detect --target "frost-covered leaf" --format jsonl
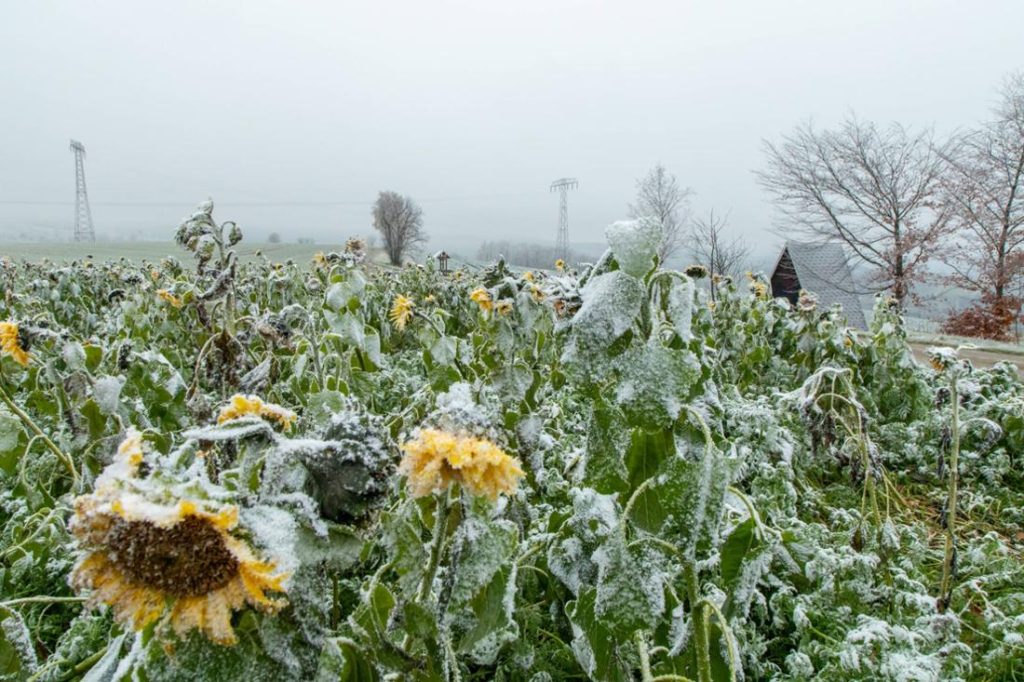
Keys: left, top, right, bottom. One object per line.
{"left": 430, "top": 336, "right": 456, "bottom": 366}
{"left": 0, "top": 609, "right": 38, "bottom": 676}
{"left": 614, "top": 343, "right": 699, "bottom": 429}
{"left": 581, "top": 400, "right": 630, "bottom": 493}
{"left": 593, "top": 533, "right": 665, "bottom": 634}
{"left": 0, "top": 410, "right": 20, "bottom": 455}
{"left": 567, "top": 588, "right": 630, "bottom": 682}
{"left": 721, "top": 517, "right": 759, "bottom": 590}
{"left": 449, "top": 508, "right": 518, "bottom": 607}
{"left": 562, "top": 270, "right": 645, "bottom": 371}
{"left": 92, "top": 375, "right": 125, "bottom": 415}
{"left": 548, "top": 488, "right": 621, "bottom": 596}
{"left": 315, "top": 638, "right": 379, "bottom": 682}
{"left": 381, "top": 500, "right": 430, "bottom": 598}
{"left": 184, "top": 417, "right": 275, "bottom": 441}
{"left": 605, "top": 218, "right": 663, "bottom": 278}
{"left": 457, "top": 561, "right": 519, "bottom": 665}
{"left": 628, "top": 443, "right": 735, "bottom": 560}
{"left": 666, "top": 275, "right": 694, "bottom": 342}
{"left": 80, "top": 633, "right": 126, "bottom": 682}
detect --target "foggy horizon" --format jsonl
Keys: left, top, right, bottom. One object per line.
{"left": 2, "top": 1, "right": 1023, "bottom": 257}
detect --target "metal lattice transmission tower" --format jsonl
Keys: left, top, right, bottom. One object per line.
{"left": 550, "top": 177, "right": 578, "bottom": 263}
{"left": 69, "top": 139, "right": 95, "bottom": 242}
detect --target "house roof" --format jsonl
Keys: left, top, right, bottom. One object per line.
{"left": 773, "top": 241, "right": 867, "bottom": 328}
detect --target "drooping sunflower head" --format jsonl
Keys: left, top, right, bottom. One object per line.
{"left": 797, "top": 289, "right": 818, "bottom": 312}
{"left": 555, "top": 259, "right": 566, "bottom": 272}
{"left": 399, "top": 428, "right": 524, "bottom": 501}
{"left": 927, "top": 346, "right": 967, "bottom": 376}
{"left": 470, "top": 287, "right": 493, "bottom": 313}
{"left": 217, "top": 394, "right": 297, "bottom": 431}
{"left": 495, "top": 299, "right": 514, "bottom": 316}
{"left": 389, "top": 294, "right": 415, "bottom": 331}
{"left": 312, "top": 251, "right": 328, "bottom": 269}
{"left": 70, "top": 434, "right": 288, "bottom": 646}
{"left": 0, "top": 321, "right": 29, "bottom": 367}
{"left": 156, "top": 289, "right": 183, "bottom": 308}
{"left": 684, "top": 264, "right": 708, "bottom": 279}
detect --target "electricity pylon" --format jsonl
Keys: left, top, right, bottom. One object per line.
{"left": 70, "top": 140, "right": 95, "bottom": 242}
{"left": 550, "top": 177, "right": 578, "bottom": 263}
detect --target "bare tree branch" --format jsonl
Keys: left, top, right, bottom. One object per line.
{"left": 756, "top": 116, "right": 953, "bottom": 304}
{"left": 628, "top": 163, "right": 693, "bottom": 263}
{"left": 938, "top": 72, "right": 1024, "bottom": 305}
{"left": 687, "top": 209, "right": 750, "bottom": 300}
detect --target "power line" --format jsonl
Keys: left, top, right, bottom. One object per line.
{"left": 0, "top": 191, "right": 539, "bottom": 208}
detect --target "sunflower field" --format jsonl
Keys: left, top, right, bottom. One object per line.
{"left": 0, "top": 202, "right": 1022, "bottom": 681}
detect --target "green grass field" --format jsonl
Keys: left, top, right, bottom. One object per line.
{"left": 0, "top": 241, "right": 347, "bottom": 264}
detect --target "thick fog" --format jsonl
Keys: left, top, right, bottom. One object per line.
{"left": 1, "top": 0, "right": 1022, "bottom": 259}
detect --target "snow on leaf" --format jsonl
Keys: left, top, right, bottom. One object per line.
{"left": 605, "top": 217, "right": 663, "bottom": 278}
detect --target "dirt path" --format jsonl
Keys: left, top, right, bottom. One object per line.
{"left": 908, "top": 342, "right": 1024, "bottom": 371}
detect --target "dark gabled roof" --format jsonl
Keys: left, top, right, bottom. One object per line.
{"left": 772, "top": 241, "right": 866, "bottom": 328}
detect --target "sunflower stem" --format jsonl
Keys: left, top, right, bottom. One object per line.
{"left": 685, "top": 563, "right": 712, "bottom": 682}
{"left": 0, "top": 382, "right": 78, "bottom": 485}
{"left": 403, "top": 490, "right": 452, "bottom": 653}
{"left": 0, "top": 596, "right": 85, "bottom": 608}
{"left": 636, "top": 630, "right": 654, "bottom": 682}
{"left": 939, "top": 373, "right": 961, "bottom": 611}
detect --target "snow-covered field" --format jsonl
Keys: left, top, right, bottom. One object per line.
{"left": 0, "top": 208, "right": 1021, "bottom": 680}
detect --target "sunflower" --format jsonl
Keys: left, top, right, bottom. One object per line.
{"left": 0, "top": 321, "right": 29, "bottom": 366}
{"left": 797, "top": 290, "right": 818, "bottom": 312}
{"left": 389, "top": 294, "right": 415, "bottom": 331}
{"left": 70, "top": 433, "right": 288, "bottom": 646}
{"left": 522, "top": 271, "right": 534, "bottom": 282}
{"left": 470, "top": 287, "right": 493, "bottom": 313}
{"left": 399, "top": 428, "right": 524, "bottom": 501}
{"left": 156, "top": 289, "right": 182, "bottom": 308}
{"left": 684, "top": 264, "right": 708, "bottom": 279}
{"left": 927, "top": 347, "right": 962, "bottom": 374}
{"left": 555, "top": 259, "right": 566, "bottom": 272}
{"left": 495, "top": 299, "right": 514, "bottom": 316}
{"left": 217, "top": 394, "right": 297, "bottom": 431}
{"left": 312, "top": 252, "right": 328, "bottom": 270}
{"left": 530, "top": 285, "right": 545, "bottom": 303}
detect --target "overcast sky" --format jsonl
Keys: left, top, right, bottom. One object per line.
{"left": 1, "top": 0, "right": 1022, "bottom": 258}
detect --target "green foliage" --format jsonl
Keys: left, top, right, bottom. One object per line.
{"left": 0, "top": 212, "right": 1020, "bottom": 680}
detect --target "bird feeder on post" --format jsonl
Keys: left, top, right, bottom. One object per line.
{"left": 436, "top": 251, "right": 450, "bottom": 274}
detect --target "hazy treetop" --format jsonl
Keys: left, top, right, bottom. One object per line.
{"left": 1, "top": 0, "right": 1022, "bottom": 256}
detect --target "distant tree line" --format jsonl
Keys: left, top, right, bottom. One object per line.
{"left": 475, "top": 241, "right": 597, "bottom": 269}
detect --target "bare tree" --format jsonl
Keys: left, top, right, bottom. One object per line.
{"left": 756, "top": 116, "right": 953, "bottom": 304}
{"left": 687, "top": 209, "right": 750, "bottom": 300}
{"left": 629, "top": 163, "right": 693, "bottom": 264}
{"left": 373, "top": 191, "right": 426, "bottom": 266}
{"left": 939, "top": 72, "right": 1024, "bottom": 310}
